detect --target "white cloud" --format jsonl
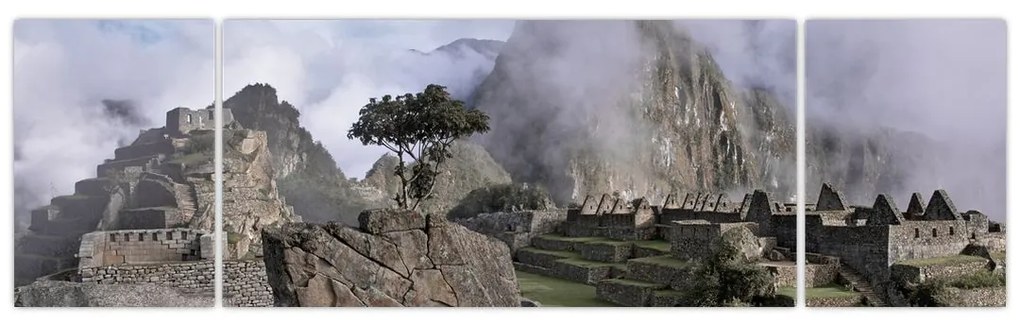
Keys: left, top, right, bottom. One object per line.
{"left": 223, "top": 20, "right": 514, "bottom": 178}
{"left": 13, "top": 19, "right": 214, "bottom": 229}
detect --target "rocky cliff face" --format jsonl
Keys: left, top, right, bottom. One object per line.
{"left": 221, "top": 128, "right": 302, "bottom": 259}
{"left": 224, "top": 84, "right": 382, "bottom": 225}
{"left": 471, "top": 21, "right": 795, "bottom": 205}
{"left": 261, "top": 209, "right": 521, "bottom": 307}
{"left": 805, "top": 125, "right": 940, "bottom": 205}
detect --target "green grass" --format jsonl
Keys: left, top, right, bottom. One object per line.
{"left": 516, "top": 269, "right": 616, "bottom": 307}
{"left": 805, "top": 285, "right": 860, "bottom": 298}
{"left": 557, "top": 257, "right": 627, "bottom": 269}
{"left": 777, "top": 286, "right": 796, "bottom": 298}
{"left": 633, "top": 240, "right": 672, "bottom": 252}
{"left": 585, "top": 239, "right": 632, "bottom": 247}
{"left": 630, "top": 255, "right": 693, "bottom": 269}
{"left": 990, "top": 252, "right": 1006, "bottom": 261}
{"left": 945, "top": 270, "right": 1006, "bottom": 289}
{"left": 518, "top": 247, "right": 582, "bottom": 259}
{"left": 536, "top": 234, "right": 606, "bottom": 243}
{"left": 600, "top": 278, "right": 663, "bottom": 288}
{"left": 898, "top": 255, "right": 988, "bottom": 267}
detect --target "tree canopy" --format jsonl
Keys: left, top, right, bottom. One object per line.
{"left": 348, "top": 84, "right": 490, "bottom": 210}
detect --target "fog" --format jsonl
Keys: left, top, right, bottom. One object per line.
{"left": 223, "top": 20, "right": 514, "bottom": 178}
{"left": 806, "top": 20, "right": 1007, "bottom": 221}
{"left": 12, "top": 19, "right": 214, "bottom": 230}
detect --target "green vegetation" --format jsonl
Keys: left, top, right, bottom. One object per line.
{"left": 804, "top": 285, "right": 860, "bottom": 298}
{"left": 446, "top": 183, "right": 555, "bottom": 220}
{"left": 947, "top": 270, "right": 1006, "bottom": 289}
{"left": 990, "top": 251, "right": 1006, "bottom": 261}
{"left": 535, "top": 234, "right": 605, "bottom": 243}
{"left": 630, "top": 255, "right": 692, "bottom": 269}
{"left": 518, "top": 247, "right": 581, "bottom": 259}
{"left": 348, "top": 84, "right": 490, "bottom": 211}
{"left": 898, "top": 254, "right": 987, "bottom": 267}
{"left": 516, "top": 269, "right": 616, "bottom": 307}
{"left": 673, "top": 230, "right": 778, "bottom": 306}
{"left": 904, "top": 270, "right": 1005, "bottom": 307}
{"left": 633, "top": 240, "right": 671, "bottom": 252}
{"left": 557, "top": 257, "right": 627, "bottom": 269}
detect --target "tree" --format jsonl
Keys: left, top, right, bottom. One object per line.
{"left": 348, "top": 84, "right": 490, "bottom": 211}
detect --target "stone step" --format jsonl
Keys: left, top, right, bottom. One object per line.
{"left": 625, "top": 255, "right": 696, "bottom": 286}
{"left": 97, "top": 154, "right": 162, "bottom": 176}
{"left": 595, "top": 278, "right": 667, "bottom": 307}
{"left": 114, "top": 140, "right": 174, "bottom": 160}
{"left": 530, "top": 234, "right": 601, "bottom": 252}
{"left": 632, "top": 240, "right": 671, "bottom": 258}
{"left": 576, "top": 240, "right": 633, "bottom": 263}
{"left": 650, "top": 290, "right": 688, "bottom": 307}
{"left": 516, "top": 247, "right": 579, "bottom": 269}
{"left": 514, "top": 247, "right": 627, "bottom": 285}
{"left": 74, "top": 178, "right": 116, "bottom": 197}
{"left": 50, "top": 195, "right": 109, "bottom": 220}
{"left": 29, "top": 206, "right": 61, "bottom": 231}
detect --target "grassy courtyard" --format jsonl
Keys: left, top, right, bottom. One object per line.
{"left": 516, "top": 269, "right": 617, "bottom": 307}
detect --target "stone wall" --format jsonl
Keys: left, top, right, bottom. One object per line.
{"left": 936, "top": 287, "right": 1006, "bottom": 307}
{"left": 456, "top": 209, "right": 566, "bottom": 254}
{"left": 79, "top": 260, "right": 213, "bottom": 293}
{"left": 78, "top": 228, "right": 207, "bottom": 268}
{"left": 889, "top": 258, "right": 989, "bottom": 284}
{"left": 804, "top": 263, "right": 839, "bottom": 287}
{"left": 808, "top": 221, "right": 890, "bottom": 283}
{"left": 223, "top": 260, "right": 274, "bottom": 307}
{"left": 769, "top": 214, "right": 797, "bottom": 249}
{"left": 888, "top": 220, "right": 970, "bottom": 264}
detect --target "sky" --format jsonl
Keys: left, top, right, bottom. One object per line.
{"left": 806, "top": 19, "right": 1007, "bottom": 220}
{"left": 224, "top": 20, "right": 515, "bottom": 178}
{"left": 12, "top": 19, "right": 214, "bottom": 230}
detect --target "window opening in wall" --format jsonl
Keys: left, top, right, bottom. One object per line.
{"left": 137, "top": 233, "right": 143, "bottom": 241}
{"left": 914, "top": 228, "right": 920, "bottom": 238}
{"left": 186, "top": 114, "right": 192, "bottom": 123}
{"left": 110, "top": 234, "right": 117, "bottom": 242}
{"left": 950, "top": 227, "right": 955, "bottom": 236}
{"left": 182, "top": 231, "right": 188, "bottom": 240}
{"left": 124, "top": 233, "right": 130, "bottom": 242}
{"left": 972, "top": 232, "right": 977, "bottom": 239}
{"left": 167, "top": 232, "right": 173, "bottom": 240}
{"left": 152, "top": 233, "right": 158, "bottom": 241}
{"left": 932, "top": 228, "right": 938, "bottom": 237}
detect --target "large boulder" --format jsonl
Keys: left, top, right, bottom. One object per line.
{"left": 14, "top": 281, "right": 213, "bottom": 307}
{"left": 261, "top": 209, "right": 521, "bottom": 307}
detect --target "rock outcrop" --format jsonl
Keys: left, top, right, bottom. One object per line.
{"left": 261, "top": 209, "right": 521, "bottom": 307}
{"left": 221, "top": 128, "right": 301, "bottom": 259}
{"left": 14, "top": 280, "right": 213, "bottom": 307}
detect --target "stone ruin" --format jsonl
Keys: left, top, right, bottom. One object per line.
{"left": 803, "top": 183, "right": 1006, "bottom": 306}
{"left": 14, "top": 107, "right": 273, "bottom": 307}
{"left": 465, "top": 189, "right": 799, "bottom": 307}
